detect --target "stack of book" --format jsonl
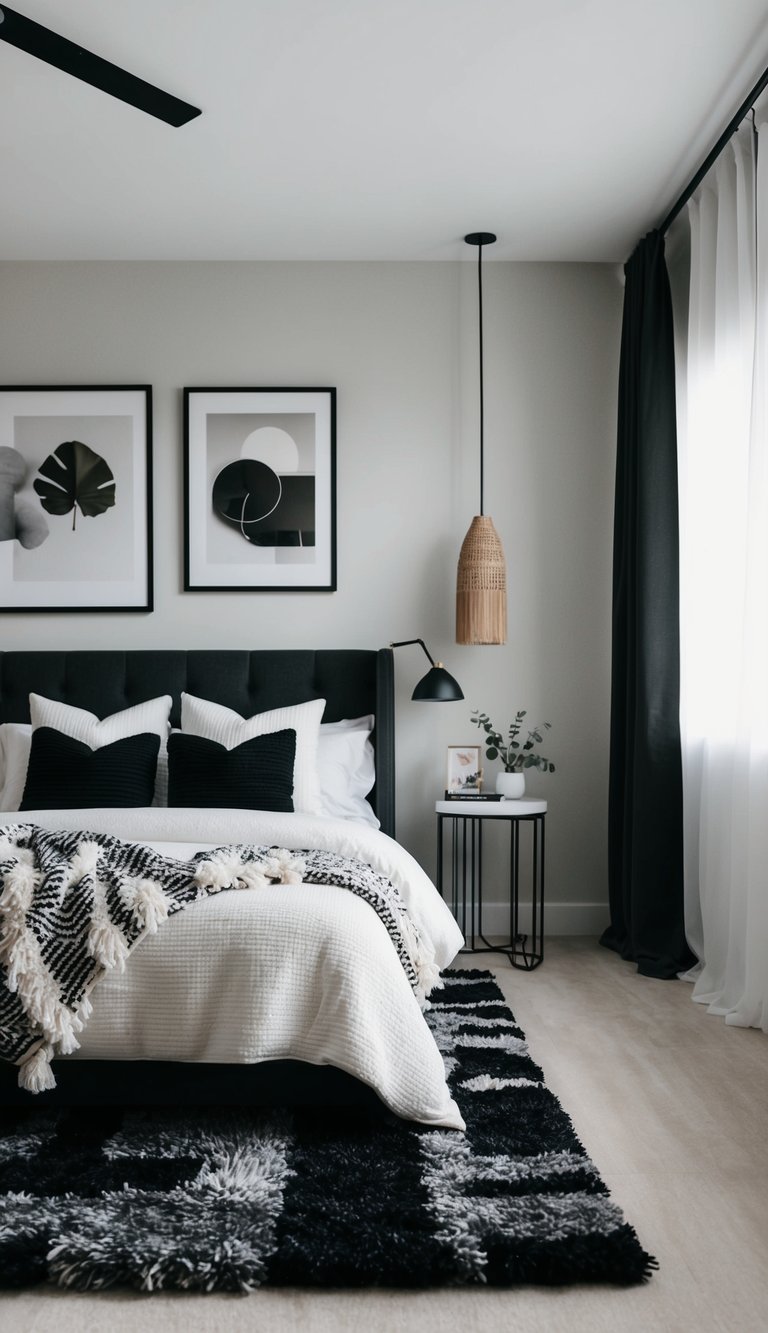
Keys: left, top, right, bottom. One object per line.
{"left": 442, "top": 791, "right": 506, "bottom": 801}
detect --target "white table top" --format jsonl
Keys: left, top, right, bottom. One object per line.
{"left": 436, "top": 798, "right": 547, "bottom": 816}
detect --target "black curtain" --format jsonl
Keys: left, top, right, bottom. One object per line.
{"left": 601, "top": 230, "right": 695, "bottom": 979}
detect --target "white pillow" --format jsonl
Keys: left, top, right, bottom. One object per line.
{"left": 152, "top": 729, "right": 178, "bottom": 808}
{"left": 181, "top": 693, "right": 325, "bottom": 815}
{"left": 317, "top": 716, "right": 379, "bottom": 828}
{"left": 0, "top": 695, "right": 173, "bottom": 812}
{"left": 30, "top": 693, "right": 172, "bottom": 746}
{"left": 0, "top": 723, "right": 33, "bottom": 811}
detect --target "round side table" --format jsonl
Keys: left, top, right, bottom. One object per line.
{"left": 436, "top": 798, "right": 547, "bottom": 970}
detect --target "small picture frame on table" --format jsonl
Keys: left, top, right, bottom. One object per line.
{"left": 446, "top": 744, "right": 483, "bottom": 795}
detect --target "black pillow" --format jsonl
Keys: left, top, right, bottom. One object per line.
{"left": 20, "top": 728, "right": 161, "bottom": 810}
{"left": 167, "top": 729, "right": 296, "bottom": 811}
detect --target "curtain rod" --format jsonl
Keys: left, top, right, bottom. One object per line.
{"left": 659, "top": 59, "right": 768, "bottom": 235}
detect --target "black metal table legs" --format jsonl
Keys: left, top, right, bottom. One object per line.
{"left": 437, "top": 812, "right": 545, "bottom": 970}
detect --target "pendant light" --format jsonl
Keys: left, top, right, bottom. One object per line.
{"left": 456, "top": 232, "right": 507, "bottom": 645}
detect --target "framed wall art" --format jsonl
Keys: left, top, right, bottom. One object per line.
{"left": 0, "top": 385, "right": 152, "bottom": 612}
{"left": 184, "top": 387, "right": 336, "bottom": 592}
{"left": 446, "top": 744, "right": 483, "bottom": 794}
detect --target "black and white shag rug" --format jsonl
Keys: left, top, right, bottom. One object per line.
{"left": 0, "top": 969, "right": 656, "bottom": 1292}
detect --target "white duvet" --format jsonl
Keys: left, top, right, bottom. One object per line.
{"left": 0, "top": 808, "right": 465, "bottom": 1130}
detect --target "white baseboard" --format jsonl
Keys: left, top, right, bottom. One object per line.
{"left": 459, "top": 901, "right": 609, "bottom": 937}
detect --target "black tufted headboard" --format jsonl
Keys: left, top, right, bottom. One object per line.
{"left": 0, "top": 649, "right": 395, "bottom": 836}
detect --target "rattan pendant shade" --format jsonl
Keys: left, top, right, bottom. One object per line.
{"left": 456, "top": 514, "right": 507, "bottom": 644}
{"left": 456, "top": 232, "right": 507, "bottom": 645}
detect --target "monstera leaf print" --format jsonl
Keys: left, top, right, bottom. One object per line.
{"left": 34, "top": 440, "right": 116, "bottom": 531}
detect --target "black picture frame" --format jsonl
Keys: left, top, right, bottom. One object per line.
{"left": 183, "top": 387, "right": 337, "bottom": 593}
{"left": 0, "top": 385, "right": 153, "bottom": 613}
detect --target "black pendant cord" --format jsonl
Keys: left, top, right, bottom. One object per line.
{"left": 659, "top": 59, "right": 768, "bottom": 234}
{"left": 465, "top": 231, "right": 496, "bottom": 515}
{"left": 478, "top": 241, "right": 485, "bottom": 516}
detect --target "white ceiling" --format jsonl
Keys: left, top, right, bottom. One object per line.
{"left": 2, "top": 0, "right": 768, "bottom": 262}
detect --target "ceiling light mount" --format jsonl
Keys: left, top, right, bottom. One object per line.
{"left": 464, "top": 232, "right": 497, "bottom": 247}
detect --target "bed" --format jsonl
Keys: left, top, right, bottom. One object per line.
{"left": 0, "top": 649, "right": 464, "bottom": 1128}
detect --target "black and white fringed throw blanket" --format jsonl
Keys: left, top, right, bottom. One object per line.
{"left": 0, "top": 824, "right": 439, "bottom": 1094}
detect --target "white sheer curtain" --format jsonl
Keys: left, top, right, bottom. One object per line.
{"left": 678, "top": 115, "right": 768, "bottom": 1030}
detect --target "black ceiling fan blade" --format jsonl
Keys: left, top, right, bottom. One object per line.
{"left": 0, "top": 5, "right": 201, "bottom": 127}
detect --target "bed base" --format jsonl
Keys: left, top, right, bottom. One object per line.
{"left": 0, "top": 1060, "right": 385, "bottom": 1111}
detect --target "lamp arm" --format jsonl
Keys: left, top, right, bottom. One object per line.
{"left": 389, "top": 639, "right": 436, "bottom": 667}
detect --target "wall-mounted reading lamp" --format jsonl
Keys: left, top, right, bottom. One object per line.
{"left": 390, "top": 639, "right": 464, "bottom": 701}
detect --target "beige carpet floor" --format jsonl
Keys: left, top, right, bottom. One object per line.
{"left": 1, "top": 938, "right": 766, "bottom": 1333}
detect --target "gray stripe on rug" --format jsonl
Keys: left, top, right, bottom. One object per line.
{"left": 420, "top": 1130, "right": 623, "bottom": 1280}
{"left": 50, "top": 1116, "right": 294, "bottom": 1292}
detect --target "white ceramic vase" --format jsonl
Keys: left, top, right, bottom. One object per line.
{"left": 495, "top": 770, "right": 526, "bottom": 799}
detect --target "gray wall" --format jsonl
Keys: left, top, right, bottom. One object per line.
{"left": 0, "top": 260, "right": 622, "bottom": 931}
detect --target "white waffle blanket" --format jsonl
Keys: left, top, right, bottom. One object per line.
{"left": 0, "top": 808, "right": 465, "bottom": 1129}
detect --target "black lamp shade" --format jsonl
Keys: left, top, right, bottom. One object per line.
{"left": 412, "top": 666, "right": 464, "bottom": 702}
{"left": 390, "top": 639, "right": 464, "bottom": 701}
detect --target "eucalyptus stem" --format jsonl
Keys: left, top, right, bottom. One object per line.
{"left": 470, "top": 709, "right": 556, "bottom": 774}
